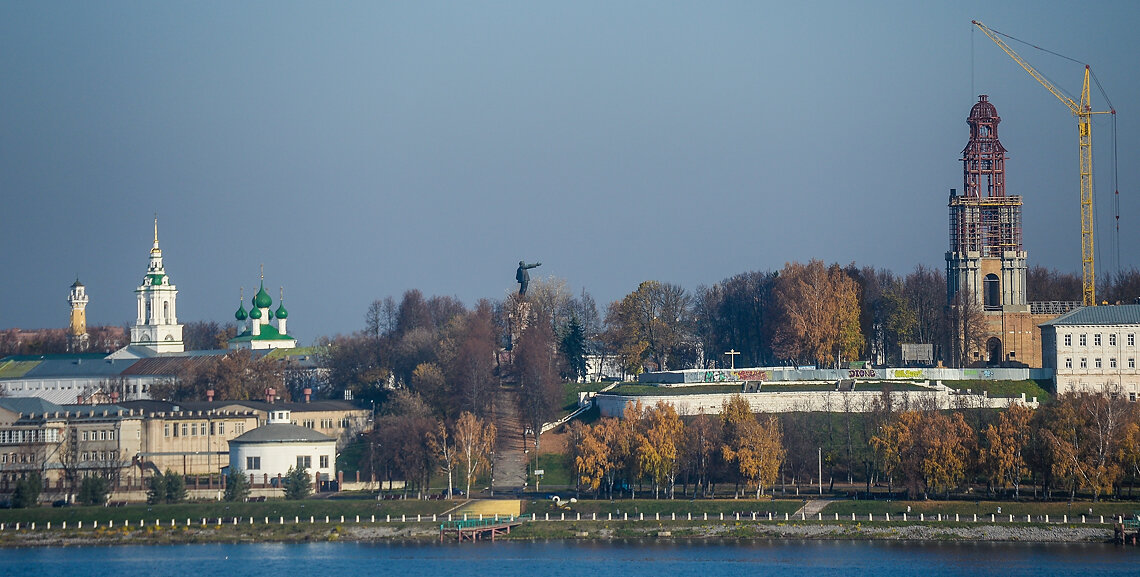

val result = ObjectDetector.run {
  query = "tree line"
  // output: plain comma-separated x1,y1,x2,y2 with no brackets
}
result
568,389,1140,502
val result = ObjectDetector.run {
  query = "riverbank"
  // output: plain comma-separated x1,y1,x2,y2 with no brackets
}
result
0,518,1115,547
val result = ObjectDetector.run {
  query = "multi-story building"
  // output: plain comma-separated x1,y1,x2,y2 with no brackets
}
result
1040,304,1140,399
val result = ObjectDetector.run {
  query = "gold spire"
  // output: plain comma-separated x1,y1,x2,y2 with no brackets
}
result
150,214,161,254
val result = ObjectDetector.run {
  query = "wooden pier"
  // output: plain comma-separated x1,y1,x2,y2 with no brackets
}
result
440,516,528,543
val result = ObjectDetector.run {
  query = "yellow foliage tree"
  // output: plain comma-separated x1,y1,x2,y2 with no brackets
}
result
772,260,862,367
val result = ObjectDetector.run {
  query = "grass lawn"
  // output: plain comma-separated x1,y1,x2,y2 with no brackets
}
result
560,382,610,415
0,497,459,525
524,497,805,518
820,499,1131,519
942,379,1054,401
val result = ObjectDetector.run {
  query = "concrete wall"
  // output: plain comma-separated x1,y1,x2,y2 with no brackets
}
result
596,388,1037,418
640,367,1052,385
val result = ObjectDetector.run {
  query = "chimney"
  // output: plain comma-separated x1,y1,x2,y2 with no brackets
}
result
77,395,84,404
266,388,276,404
207,389,215,402
110,391,119,403
303,388,312,403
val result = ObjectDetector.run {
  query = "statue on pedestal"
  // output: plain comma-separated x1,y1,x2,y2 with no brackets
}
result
516,261,541,296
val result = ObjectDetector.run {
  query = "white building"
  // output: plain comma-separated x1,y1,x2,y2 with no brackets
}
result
111,219,184,359
227,409,335,487
1040,305,1140,399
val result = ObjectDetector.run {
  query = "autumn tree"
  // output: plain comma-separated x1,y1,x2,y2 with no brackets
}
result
922,411,975,498
948,290,987,368
693,271,779,368
720,395,784,498
680,412,723,498
606,280,694,373
574,419,613,497
771,260,862,367
455,411,496,497
980,404,1032,499
320,333,390,404
513,314,563,460
446,300,499,417
637,402,684,498
433,420,458,498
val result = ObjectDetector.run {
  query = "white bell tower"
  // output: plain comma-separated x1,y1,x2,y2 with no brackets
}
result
129,217,184,353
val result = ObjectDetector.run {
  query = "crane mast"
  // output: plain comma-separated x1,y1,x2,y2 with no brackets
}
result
972,20,1113,306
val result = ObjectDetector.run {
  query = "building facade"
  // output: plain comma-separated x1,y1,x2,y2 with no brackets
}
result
1040,305,1140,399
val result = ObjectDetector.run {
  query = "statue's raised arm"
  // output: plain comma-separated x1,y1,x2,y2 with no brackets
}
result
516,260,542,296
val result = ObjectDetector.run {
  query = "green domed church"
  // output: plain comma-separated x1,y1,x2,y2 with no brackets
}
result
228,271,297,351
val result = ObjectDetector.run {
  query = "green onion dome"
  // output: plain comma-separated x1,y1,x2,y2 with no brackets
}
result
235,302,248,321
275,302,289,320
253,282,273,309
249,306,263,320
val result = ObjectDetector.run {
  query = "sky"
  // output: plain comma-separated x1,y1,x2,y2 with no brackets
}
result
2,1,1139,346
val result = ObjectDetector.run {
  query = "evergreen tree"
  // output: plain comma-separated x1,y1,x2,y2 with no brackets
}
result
224,468,252,502
146,472,166,504
283,465,312,500
164,469,187,503
12,472,42,508
77,476,109,506
559,316,588,382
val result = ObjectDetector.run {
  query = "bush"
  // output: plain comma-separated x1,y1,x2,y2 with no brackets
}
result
283,466,312,500
77,476,109,506
224,469,251,502
12,473,42,508
147,469,188,504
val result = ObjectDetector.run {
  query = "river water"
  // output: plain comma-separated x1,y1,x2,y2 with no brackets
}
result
1,540,1135,576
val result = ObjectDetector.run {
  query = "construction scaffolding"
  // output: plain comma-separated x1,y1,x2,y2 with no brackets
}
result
948,195,1023,257
949,95,1023,257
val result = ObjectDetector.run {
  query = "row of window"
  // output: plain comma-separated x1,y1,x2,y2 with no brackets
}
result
163,421,245,438
1063,333,1137,347
0,429,59,445
80,430,116,442
1064,358,1137,369
245,455,330,471
296,419,347,429
80,450,118,462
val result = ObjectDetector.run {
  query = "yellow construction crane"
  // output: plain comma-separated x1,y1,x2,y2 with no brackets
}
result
973,20,1114,306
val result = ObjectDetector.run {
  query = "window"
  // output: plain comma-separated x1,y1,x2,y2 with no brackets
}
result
1110,334,1117,346
235,423,244,435
1080,358,1088,368
99,431,106,441
1110,358,1117,368
1080,334,1087,346
297,456,312,469
173,424,179,437
320,455,329,468
1094,334,1102,346
164,424,170,437
218,422,225,435
1065,358,1073,369
82,431,88,441
1130,334,1136,347
1095,358,1102,368
246,456,261,470
1130,359,1136,369
181,424,188,437
108,430,115,441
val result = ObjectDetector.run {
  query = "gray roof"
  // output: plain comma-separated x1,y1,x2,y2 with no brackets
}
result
21,358,140,379
230,423,335,444
0,397,67,415
1040,304,1140,327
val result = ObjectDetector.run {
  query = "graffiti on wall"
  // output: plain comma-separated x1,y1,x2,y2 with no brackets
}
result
698,369,769,383
847,369,877,379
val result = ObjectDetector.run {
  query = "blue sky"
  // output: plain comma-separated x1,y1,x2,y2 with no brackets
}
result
2,1,1138,345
